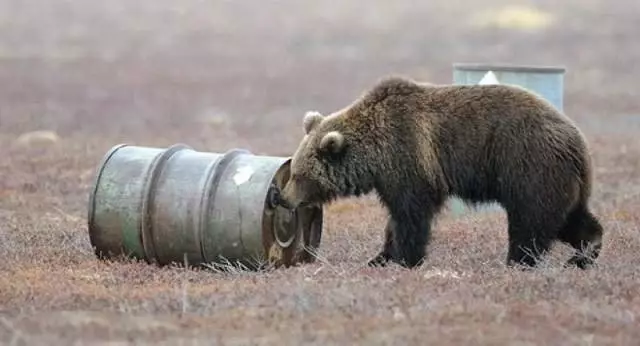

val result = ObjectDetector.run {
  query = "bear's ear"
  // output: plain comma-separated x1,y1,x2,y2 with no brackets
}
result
303,111,324,134
319,131,345,156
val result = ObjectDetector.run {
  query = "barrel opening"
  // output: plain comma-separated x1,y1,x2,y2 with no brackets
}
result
262,158,323,268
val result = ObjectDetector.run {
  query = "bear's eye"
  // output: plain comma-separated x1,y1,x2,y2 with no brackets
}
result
318,131,346,158
317,145,346,164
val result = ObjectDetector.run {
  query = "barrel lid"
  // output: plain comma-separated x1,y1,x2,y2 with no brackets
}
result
87,143,129,256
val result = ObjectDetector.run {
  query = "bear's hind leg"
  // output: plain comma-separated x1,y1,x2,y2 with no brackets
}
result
558,203,603,269
505,210,562,269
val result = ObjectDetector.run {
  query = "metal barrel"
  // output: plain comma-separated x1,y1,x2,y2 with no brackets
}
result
452,63,566,111
87,143,323,270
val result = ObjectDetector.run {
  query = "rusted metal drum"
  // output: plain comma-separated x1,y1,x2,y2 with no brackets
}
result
87,143,323,270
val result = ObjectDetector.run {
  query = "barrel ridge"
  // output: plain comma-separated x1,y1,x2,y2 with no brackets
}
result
199,148,251,264
195,153,225,265
139,143,192,263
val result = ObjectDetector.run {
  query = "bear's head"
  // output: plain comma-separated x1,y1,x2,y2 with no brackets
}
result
277,110,375,209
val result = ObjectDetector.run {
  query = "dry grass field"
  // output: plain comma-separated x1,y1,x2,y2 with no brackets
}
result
1,0,640,344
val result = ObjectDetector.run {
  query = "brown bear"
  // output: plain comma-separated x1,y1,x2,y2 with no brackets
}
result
276,75,603,270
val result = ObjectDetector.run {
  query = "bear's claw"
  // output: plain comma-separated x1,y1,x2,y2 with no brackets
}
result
367,252,391,267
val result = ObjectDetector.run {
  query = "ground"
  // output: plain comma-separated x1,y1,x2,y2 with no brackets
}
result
1,0,639,344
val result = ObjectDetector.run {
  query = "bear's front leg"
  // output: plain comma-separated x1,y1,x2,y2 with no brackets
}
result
389,209,433,268
368,208,434,269
367,217,395,267
366,186,441,268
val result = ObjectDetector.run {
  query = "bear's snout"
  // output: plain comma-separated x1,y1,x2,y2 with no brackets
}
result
275,180,300,210
278,174,322,210
266,183,296,210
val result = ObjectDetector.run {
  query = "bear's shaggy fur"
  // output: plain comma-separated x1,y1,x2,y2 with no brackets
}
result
277,76,603,270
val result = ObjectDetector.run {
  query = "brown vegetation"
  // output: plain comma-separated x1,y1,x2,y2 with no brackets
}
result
1,0,639,344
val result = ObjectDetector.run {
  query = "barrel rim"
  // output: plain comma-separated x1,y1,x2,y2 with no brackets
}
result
268,157,298,249
453,62,566,74
87,143,130,256
273,202,298,249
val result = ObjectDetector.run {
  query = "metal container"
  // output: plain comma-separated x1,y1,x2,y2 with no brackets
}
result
449,63,567,216
87,143,323,270
452,62,566,111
